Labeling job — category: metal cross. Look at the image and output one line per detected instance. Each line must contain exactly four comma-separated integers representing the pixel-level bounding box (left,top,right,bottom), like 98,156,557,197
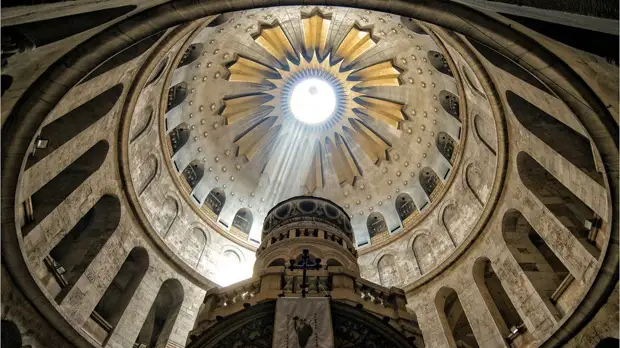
289,249,322,297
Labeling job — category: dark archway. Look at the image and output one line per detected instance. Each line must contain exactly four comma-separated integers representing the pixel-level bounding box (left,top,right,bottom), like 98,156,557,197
182,160,204,190
396,193,416,221
232,208,253,235
436,287,479,348
166,82,187,111
419,167,440,201
436,132,456,164
439,90,460,120
168,122,189,155
178,43,204,68
205,188,226,217
428,50,453,77
367,212,388,240
1,320,22,348
135,279,185,348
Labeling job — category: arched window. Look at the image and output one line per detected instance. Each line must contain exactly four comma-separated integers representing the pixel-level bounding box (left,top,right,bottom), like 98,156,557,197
1,320,21,348
166,82,187,111
23,140,109,236
419,167,440,201
135,279,184,348
473,258,525,338
436,287,479,347
46,195,120,304
377,254,401,287
502,209,569,316
205,188,226,217
232,208,253,235
508,92,601,183
87,247,149,343
436,132,456,164
177,43,204,68
168,122,189,155
428,50,453,77
367,212,388,240
395,193,416,221
182,160,204,191
439,90,460,120
517,152,600,257
26,85,121,169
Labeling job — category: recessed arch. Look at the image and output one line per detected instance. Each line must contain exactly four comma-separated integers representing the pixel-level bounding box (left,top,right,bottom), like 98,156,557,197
367,212,388,241
436,131,457,164
465,162,484,205
146,56,169,87
399,17,427,35
517,152,601,257
166,82,187,111
395,193,416,221
137,154,158,196
473,114,497,156
377,254,402,287
158,196,180,238
88,247,149,342
428,50,453,77
47,195,120,304
268,258,286,267
412,233,434,275
232,208,253,235
435,287,479,348
135,279,185,348
205,188,226,217
168,122,190,155
26,85,122,169
130,105,155,143
177,43,204,68
419,167,441,201
439,90,460,121
182,160,204,191
22,140,109,236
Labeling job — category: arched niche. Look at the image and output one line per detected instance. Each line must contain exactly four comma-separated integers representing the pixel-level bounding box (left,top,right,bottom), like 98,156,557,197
46,195,120,304
419,167,440,201
22,140,109,236
268,258,286,267
473,114,497,156
465,162,484,205
182,160,204,191
377,254,402,287
502,209,569,316
395,193,416,221
88,247,149,342
135,279,185,348
428,50,453,77
232,208,253,235
326,259,343,270
507,91,601,183
472,258,525,338
184,227,207,267
435,287,479,348
146,56,169,87
156,196,179,237
205,188,226,217
436,131,456,164
130,105,154,143
367,212,388,240
178,43,204,68
26,85,122,169
137,154,158,196
166,82,187,111
439,90,460,121
1,320,22,348
168,122,189,155
517,152,601,257
412,233,434,275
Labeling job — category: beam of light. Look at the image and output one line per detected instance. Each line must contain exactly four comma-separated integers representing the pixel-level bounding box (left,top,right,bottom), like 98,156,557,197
289,77,336,124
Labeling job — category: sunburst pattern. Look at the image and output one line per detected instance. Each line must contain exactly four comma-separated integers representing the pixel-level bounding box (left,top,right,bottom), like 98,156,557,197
221,13,406,192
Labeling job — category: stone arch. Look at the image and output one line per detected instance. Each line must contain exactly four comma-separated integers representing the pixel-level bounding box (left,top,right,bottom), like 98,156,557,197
156,196,179,238
508,91,601,182
168,122,189,154
268,258,286,267
26,85,122,169
461,65,485,98
205,188,226,217
1,320,22,348
185,227,208,267
135,279,185,348
47,195,121,304
367,212,388,240
440,202,458,246
502,209,569,316
395,193,416,221
89,247,149,342
130,105,154,143
22,140,109,236
419,167,440,200
146,56,169,86
1,75,13,97
137,154,158,196
439,90,460,121
428,50,453,77
232,208,253,235
517,152,600,257
412,233,435,275
435,287,479,348
81,31,166,84
166,82,187,111
472,113,497,156
377,254,402,287
465,162,483,205
436,131,457,164
472,257,524,337
178,43,204,68
182,160,204,191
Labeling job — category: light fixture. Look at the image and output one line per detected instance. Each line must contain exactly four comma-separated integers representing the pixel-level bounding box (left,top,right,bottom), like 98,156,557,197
289,77,336,124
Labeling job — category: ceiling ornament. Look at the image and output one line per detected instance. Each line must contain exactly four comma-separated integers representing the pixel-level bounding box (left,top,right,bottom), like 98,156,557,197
222,12,406,193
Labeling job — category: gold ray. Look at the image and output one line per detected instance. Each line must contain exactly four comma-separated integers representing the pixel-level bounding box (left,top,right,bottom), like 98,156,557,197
354,96,406,129
334,26,376,68
228,57,279,84
235,117,281,161
221,94,273,124
345,120,389,164
349,61,401,88
305,140,324,193
302,13,331,59
326,134,360,186
254,25,297,65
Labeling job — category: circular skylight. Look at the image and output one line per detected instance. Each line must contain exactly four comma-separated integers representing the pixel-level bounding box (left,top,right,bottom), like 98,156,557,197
289,78,336,124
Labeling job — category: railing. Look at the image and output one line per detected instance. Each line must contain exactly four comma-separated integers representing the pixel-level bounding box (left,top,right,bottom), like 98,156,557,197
258,227,357,258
